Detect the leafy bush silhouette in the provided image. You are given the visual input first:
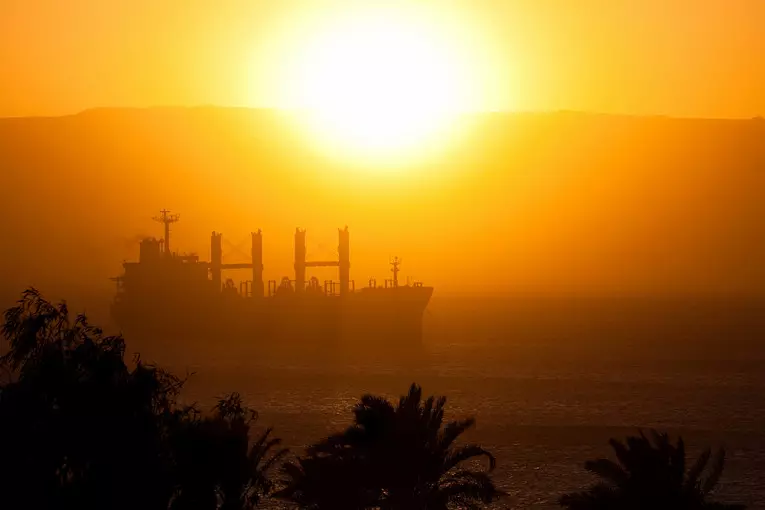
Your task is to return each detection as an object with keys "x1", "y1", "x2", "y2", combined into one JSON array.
[
  {"x1": 169, "y1": 392, "x2": 288, "y2": 510},
  {"x1": 277, "y1": 383, "x2": 501, "y2": 509},
  {"x1": 0, "y1": 288, "x2": 285, "y2": 510},
  {"x1": 0, "y1": 288, "x2": 183, "y2": 509},
  {"x1": 559, "y1": 430, "x2": 745, "y2": 510}
]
